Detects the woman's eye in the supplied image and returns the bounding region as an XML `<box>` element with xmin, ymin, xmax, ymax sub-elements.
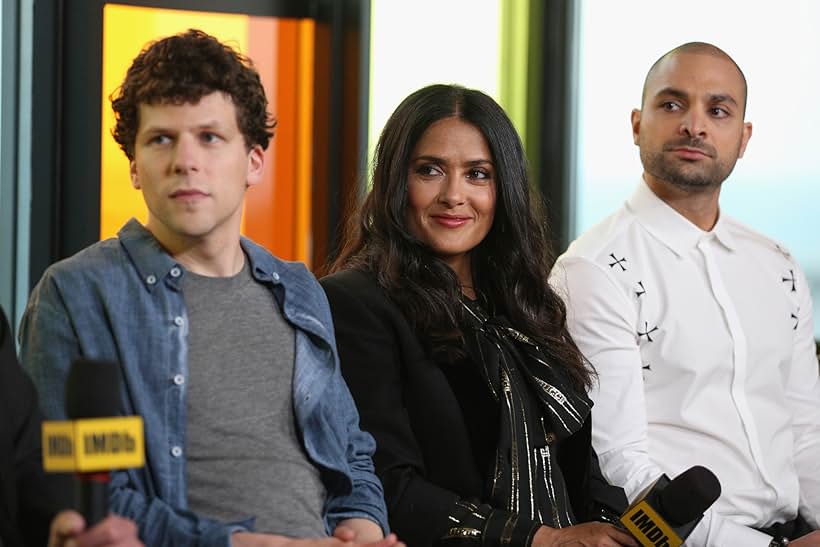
<box><xmin>468</xmin><ymin>168</ymin><xmax>490</xmax><ymax>180</ymax></box>
<box><xmin>416</xmin><ymin>165</ymin><xmax>442</xmax><ymax>176</ymax></box>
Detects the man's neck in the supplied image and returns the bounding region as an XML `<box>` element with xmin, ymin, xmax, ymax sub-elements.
<box><xmin>145</xmin><ymin>222</ymin><xmax>246</xmax><ymax>277</ymax></box>
<box><xmin>644</xmin><ymin>174</ymin><xmax>722</xmax><ymax>232</ymax></box>
<box><xmin>173</xmin><ymin>243</ymin><xmax>245</xmax><ymax>277</ymax></box>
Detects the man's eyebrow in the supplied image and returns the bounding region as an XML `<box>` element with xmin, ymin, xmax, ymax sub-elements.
<box><xmin>653</xmin><ymin>87</ymin><xmax>689</xmax><ymax>102</ymax></box>
<box><xmin>140</xmin><ymin>120</ymin><xmax>225</xmax><ymax>133</ymax></box>
<box><xmin>653</xmin><ymin>87</ymin><xmax>739</xmax><ymax>107</ymax></box>
<box><xmin>708</xmin><ymin>93</ymin><xmax>739</xmax><ymax>107</ymax></box>
<box><xmin>195</xmin><ymin>120</ymin><xmax>224</xmax><ymax>129</ymax></box>
<box><xmin>140</xmin><ymin>125</ymin><xmax>169</xmax><ymax>134</ymax></box>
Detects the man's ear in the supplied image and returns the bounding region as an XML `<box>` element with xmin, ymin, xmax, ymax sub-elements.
<box><xmin>130</xmin><ymin>160</ymin><xmax>140</xmax><ymax>189</ymax></box>
<box><xmin>737</xmin><ymin>121</ymin><xmax>753</xmax><ymax>158</ymax></box>
<box><xmin>245</xmin><ymin>145</ymin><xmax>265</xmax><ymax>188</ymax></box>
<box><xmin>631</xmin><ymin>109</ymin><xmax>642</xmax><ymax>146</ymax></box>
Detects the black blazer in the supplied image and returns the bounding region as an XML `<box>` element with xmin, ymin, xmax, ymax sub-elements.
<box><xmin>321</xmin><ymin>269</ymin><xmax>625</xmax><ymax>546</ymax></box>
<box><xmin>0</xmin><ymin>309</ymin><xmax>71</xmax><ymax>546</ymax></box>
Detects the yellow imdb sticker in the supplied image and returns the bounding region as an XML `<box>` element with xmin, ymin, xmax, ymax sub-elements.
<box><xmin>42</xmin><ymin>416</ymin><xmax>145</xmax><ymax>472</ymax></box>
<box><xmin>621</xmin><ymin>501</ymin><xmax>682</xmax><ymax>547</ymax></box>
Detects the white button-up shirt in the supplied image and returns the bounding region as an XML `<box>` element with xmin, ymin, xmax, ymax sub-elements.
<box><xmin>551</xmin><ymin>180</ymin><xmax>820</xmax><ymax>546</ymax></box>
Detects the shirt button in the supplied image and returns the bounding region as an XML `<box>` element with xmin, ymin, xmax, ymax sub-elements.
<box><xmin>272</xmin><ymin>272</ymin><xmax>280</xmax><ymax>282</ymax></box>
<box><xmin>546</xmin><ymin>433</ymin><xmax>556</xmax><ymax>444</ymax></box>
<box><xmin>146</xmin><ymin>274</ymin><xmax>157</xmax><ymax>285</ymax></box>
<box><xmin>173</xmin><ymin>316</ymin><xmax>184</xmax><ymax>327</ymax></box>
<box><xmin>170</xmin><ymin>446</ymin><xmax>182</xmax><ymax>458</ymax></box>
<box><xmin>170</xmin><ymin>267</ymin><xmax>182</xmax><ymax>278</ymax></box>
<box><xmin>173</xmin><ymin>374</ymin><xmax>185</xmax><ymax>386</ymax></box>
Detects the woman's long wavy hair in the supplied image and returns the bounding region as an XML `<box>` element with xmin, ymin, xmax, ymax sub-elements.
<box><xmin>329</xmin><ymin>84</ymin><xmax>591</xmax><ymax>389</ymax></box>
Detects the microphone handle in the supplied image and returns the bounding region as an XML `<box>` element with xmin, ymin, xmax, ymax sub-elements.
<box><xmin>77</xmin><ymin>472</ymin><xmax>110</xmax><ymax>526</ymax></box>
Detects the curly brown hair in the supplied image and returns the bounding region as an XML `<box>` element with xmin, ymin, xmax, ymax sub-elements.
<box><xmin>110</xmin><ymin>28</ymin><xmax>275</xmax><ymax>160</ymax></box>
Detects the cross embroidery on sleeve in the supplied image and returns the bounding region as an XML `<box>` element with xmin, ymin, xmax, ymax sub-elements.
<box><xmin>638</xmin><ymin>322</ymin><xmax>659</xmax><ymax>342</ymax></box>
<box><xmin>608</xmin><ymin>253</ymin><xmax>627</xmax><ymax>271</ymax></box>
<box><xmin>782</xmin><ymin>269</ymin><xmax>796</xmax><ymax>292</ymax></box>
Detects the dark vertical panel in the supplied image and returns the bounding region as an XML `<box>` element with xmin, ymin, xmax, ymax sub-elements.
<box><xmin>311</xmin><ymin>0</ymin><xmax>339</xmax><ymax>270</ymax></box>
<box><xmin>60</xmin><ymin>3</ymin><xmax>104</xmax><ymax>259</ymax></box>
<box><xmin>0</xmin><ymin>0</ymin><xmax>20</xmax><ymax>316</ymax></box>
<box><xmin>531</xmin><ymin>0</ymin><xmax>576</xmax><ymax>254</ymax></box>
<box><xmin>355</xmin><ymin>0</ymin><xmax>370</xmax><ymax>197</ymax></box>
<box><xmin>29</xmin><ymin>0</ymin><xmax>61</xmax><ymax>289</ymax></box>
<box><xmin>525</xmin><ymin>0</ymin><xmax>544</xmax><ymax>193</ymax></box>
<box><xmin>312</xmin><ymin>0</ymin><xmax>369</xmax><ymax>270</ymax></box>
<box><xmin>335</xmin><ymin>0</ymin><xmax>369</xmax><ymax>265</ymax></box>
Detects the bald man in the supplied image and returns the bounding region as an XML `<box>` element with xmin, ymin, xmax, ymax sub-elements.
<box><xmin>552</xmin><ymin>43</ymin><xmax>820</xmax><ymax>546</ymax></box>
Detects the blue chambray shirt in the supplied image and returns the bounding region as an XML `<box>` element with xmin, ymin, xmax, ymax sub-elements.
<box><xmin>19</xmin><ymin>219</ymin><xmax>388</xmax><ymax>546</ymax></box>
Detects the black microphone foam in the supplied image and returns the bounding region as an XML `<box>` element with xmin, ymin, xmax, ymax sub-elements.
<box><xmin>659</xmin><ymin>465</ymin><xmax>721</xmax><ymax>526</ymax></box>
<box><xmin>64</xmin><ymin>359</ymin><xmax>125</xmax><ymax>527</ymax></box>
<box><xmin>65</xmin><ymin>358</ymin><xmax>122</xmax><ymax>419</ymax></box>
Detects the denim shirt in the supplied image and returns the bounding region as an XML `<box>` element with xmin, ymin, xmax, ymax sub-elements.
<box><xmin>19</xmin><ymin>219</ymin><xmax>388</xmax><ymax>546</ymax></box>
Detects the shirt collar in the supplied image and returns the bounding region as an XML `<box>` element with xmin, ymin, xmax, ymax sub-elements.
<box><xmin>626</xmin><ymin>178</ymin><xmax>737</xmax><ymax>257</ymax></box>
<box><xmin>711</xmin><ymin>213</ymin><xmax>738</xmax><ymax>252</ymax></box>
<box><xmin>117</xmin><ymin>218</ymin><xmax>285</xmax><ymax>291</ymax></box>
<box><xmin>240</xmin><ymin>236</ymin><xmax>283</xmax><ymax>285</ymax></box>
<box><xmin>118</xmin><ymin>219</ymin><xmax>180</xmax><ymax>291</ymax></box>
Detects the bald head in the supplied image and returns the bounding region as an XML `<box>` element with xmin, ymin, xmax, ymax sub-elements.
<box><xmin>641</xmin><ymin>42</ymin><xmax>747</xmax><ymax>114</ymax></box>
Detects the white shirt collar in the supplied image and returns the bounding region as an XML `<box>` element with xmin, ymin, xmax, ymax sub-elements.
<box><xmin>626</xmin><ymin>178</ymin><xmax>738</xmax><ymax>257</ymax></box>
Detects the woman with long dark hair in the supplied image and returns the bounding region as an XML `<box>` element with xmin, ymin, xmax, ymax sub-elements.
<box><xmin>321</xmin><ymin>84</ymin><xmax>635</xmax><ymax>547</ymax></box>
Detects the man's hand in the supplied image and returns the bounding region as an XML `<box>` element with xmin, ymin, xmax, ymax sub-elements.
<box><xmin>232</xmin><ymin>520</ymin><xmax>403</xmax><ymax>547</ymax></box>
<box><xmin>48</xmin><ymin>511</ymin><xmax>141</xmax><ymax>547</ymax></box>
<box><xmin>332</xmin><ymin>520</ymin><xmax>403</xmax><ymax>547</ymax></box>
<box><xmin>532</xmin><ymin>522</ymin><xmax>639</xmax><ymax>547</ymax></box>
<box><xmin>790</xmin><ymin>531</ymin><xmax>820</xmax><ymax>546</ymax></box>
<box><xmin>232</xmin><ymin>533</ymin><xmax>353</xmax><ymax>547</ymax></box>
<box><xmin>333</xmin><ymin>518</ymin><xmax>403</xmax><ymax>546</ymax></box>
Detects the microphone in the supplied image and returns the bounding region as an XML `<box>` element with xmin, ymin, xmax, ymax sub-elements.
<box><xmin>42</xmin><ymin>359</ymin><xmax>144</xmax><ymax>526</ymax></box>
<box><xmin>620</xmin><ymin>465</ymin><xmax>721</xmax><ymax>547</ymax></box>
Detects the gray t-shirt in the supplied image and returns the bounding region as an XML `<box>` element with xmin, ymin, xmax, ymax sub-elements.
<box><xmin>183</xmin><ymin>259</ymin><xmax>326</xmax><ymax>535</ymax></box>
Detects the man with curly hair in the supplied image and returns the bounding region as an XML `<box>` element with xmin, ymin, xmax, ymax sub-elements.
<box><xmin>19</xmin><ymin>29</ymin><xmax>392</xmax><ymax>547</ymax></box>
